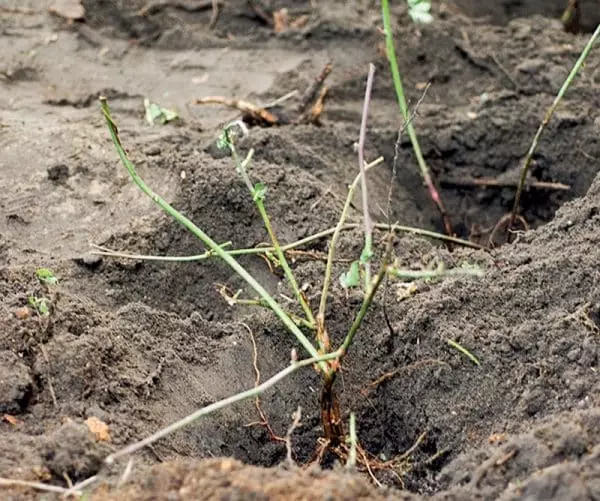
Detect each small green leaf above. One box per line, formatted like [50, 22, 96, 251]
[28, 296, 49, 315]
[340, 261, 361, 289]
[144, 98, 179, 125]
[407, 0, 433, 23]
[359, 246, 373, 265]
[253, 183, 267, 202]
[35, 268, 57, 285]
[216, 130, 231, 150]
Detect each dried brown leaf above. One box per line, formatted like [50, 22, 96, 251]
[85, 416, 111, 442]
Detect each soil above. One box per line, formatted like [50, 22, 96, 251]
[2, 1, 600, 500]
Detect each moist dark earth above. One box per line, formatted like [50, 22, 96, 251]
[2, 1, 600, 500]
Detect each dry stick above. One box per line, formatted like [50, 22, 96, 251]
[381, 0, 453, 239]
[0, 478, 76, 496]
[63, 475, 100, 497]
[316, 157, 385, 350]
[209, 0, 220, 28]
[441, 177, 570, 191]
[104, 352, 341, 464]
[194, 97, 279, 125]
[510, 23, 600, 230]
[358, 63, 376, 289]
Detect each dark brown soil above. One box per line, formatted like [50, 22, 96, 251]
[2, 1, 600, 500]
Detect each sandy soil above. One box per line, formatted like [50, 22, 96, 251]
[2, 1, 600, 500]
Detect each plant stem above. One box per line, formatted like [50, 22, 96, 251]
[99, 98, 326, 374]
[316, 157, 384, 343]
[92, 220, 483, 263]
[105, 351, 342, 464]
[388, 265, 484, 280]
[222, 294, 315, 329]
[92, 220, 484, 265]
[336, 240, 391, 359]
[230, 141, 316, 329]
[381, 0, 453, 239]
[358, 63, 376, 289]
[447, 339, 480, 366]
[510, 23, 600, 229]
[347, 413, 357, 469]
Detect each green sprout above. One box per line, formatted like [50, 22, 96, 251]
[35, 268, 57, 285]
[407, 0, 433, 24]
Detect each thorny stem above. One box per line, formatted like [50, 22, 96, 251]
[358, 63, 376, 289]
[105, 352, 342, 464]
[510, 23, 600, 230]
[99, 98, 327, 374]
[381, 0, 453, 240]
[317, 157, 385, 350]
[228, 136, 316, 329]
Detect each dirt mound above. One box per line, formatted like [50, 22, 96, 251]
[2, 1, 600, 500]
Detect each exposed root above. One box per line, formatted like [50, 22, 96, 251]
[240, 322, 286, 443]
[489, 213, 529, 247]
[360, 359, 450, 396]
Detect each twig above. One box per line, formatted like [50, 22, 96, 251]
[381, 0, 453, 240]
[393, 431, 427, 464]
[63, 475, 99, 497]
[441, 177, 570, 191]
[358, 63, 376, 289]
[0, 475, 96, 497]
[305, 85, 329, 124]
[360, 359, 449, 395]
[117, 458, 134, 488]
[209, 0, 220, 28]
[297, 62, 332, 115]
[100, 97, 326, 374]
[104, 352, 342, 464]
[39, 345, 58, 409]
[510, 23, 600, 230]
[0, 7, 36, 14]
[194, 96, 279, 125]
[247, 0, 273, 27]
